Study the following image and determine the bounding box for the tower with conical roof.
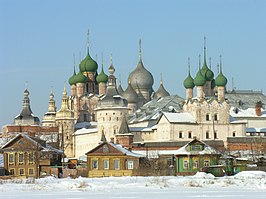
[55,85,75,158]
[154,73,170,100]
[42,89,57,127]
[14,86,40,126]
[194,55,206,100]
[96,53,108,96]
[96,58,129,143]
[117,75,124,96]
[128,39,154,102]
[215,55,228,102]
[183,58,195,100]
[122,80,138,114]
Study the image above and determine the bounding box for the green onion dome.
[183,72,195,89]
[211,79,216,89]
[205,69,214,81]
[79,52,98,73]
[194,69,206,86]
[75,71,88,83]
[215,71,227,87]
[68,67,77,86]
[201,58,214,81]
[96,66,108,83]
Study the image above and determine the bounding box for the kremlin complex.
[1,32,266,178]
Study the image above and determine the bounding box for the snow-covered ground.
[0,171,266,199]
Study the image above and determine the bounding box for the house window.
[204,160,210,166]
[8,153,15,165]
[214,114,218,121]
[183,160,189,170]
[28,168,34,175]
[92,160,98,170]
[113,112,115,115]
[206,114,210,121]
[19,168,25,175]
[188,132,192,139]
[206,131,210,139]
[114,160,120,170]
[103,160,109,170]
[193,160,199,169]
[214,131,218,139]
[179,132,183,138]
[109,117,111,121]
[18,153,24,165]
[9,169,15,175]
[233,132,236,137]
[127,161,134,170]
[191,145,201,151]
[116,117,119,121]
[29,152,34,164]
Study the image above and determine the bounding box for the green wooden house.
[175,138,221,176]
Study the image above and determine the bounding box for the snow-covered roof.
[129,126,154,132]
[174,140,219,155]
[73,127,98,135]
[109,143,145,158]
[75,121,98,129]
[1,133,62,154]
[246,127,266,132]
[161,112,196,123]
[129,95,184,124]
[230,107,266,118]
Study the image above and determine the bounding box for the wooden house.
[86,136,144,177]
[0,133,62,178]
[174,138,221,175]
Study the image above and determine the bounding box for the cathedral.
[3,33,266,160]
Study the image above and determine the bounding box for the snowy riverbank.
[0,171,266,198]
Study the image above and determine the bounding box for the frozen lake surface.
[0,171,265,199]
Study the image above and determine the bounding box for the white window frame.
[183,160,189,170]
[103,159,109,170]
[127,161,134,170]
[92,159,98,170]
[114,159,120,170]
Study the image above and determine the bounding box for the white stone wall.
[96,108,128,142]
[74,132,99,158]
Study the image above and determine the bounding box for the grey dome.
[122,81,138,103]
[128,59,154,90]
[154,82,170,99]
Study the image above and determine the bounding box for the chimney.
[255,101,262,116]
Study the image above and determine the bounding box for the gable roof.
[157,112,196,124]
[86,142,144,158]
[174,138,220,155]
[1,133,62,154]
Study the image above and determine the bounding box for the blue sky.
[0,0,266,128]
